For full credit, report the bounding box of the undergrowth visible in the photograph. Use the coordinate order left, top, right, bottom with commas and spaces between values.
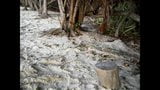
105, 0, 140, 43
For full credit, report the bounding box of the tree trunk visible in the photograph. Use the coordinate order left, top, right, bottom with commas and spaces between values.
24, 0, 28, 10
58, 0, 67, 30
95, 61, 121, 90
98, 0, 110, 34
31, 0, 39, 11
41, 0, 48, 18
72, 0, 80, 25
68, 0, 76, 37
75, 0, 86, 35
57, 0, 86, 37
39, 0, 42, 14
58, 0, 65, 15
28, 0, 34, 10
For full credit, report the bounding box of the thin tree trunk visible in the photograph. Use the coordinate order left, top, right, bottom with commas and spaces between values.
24, 0, 28, 10
31, 0, 39, 11
28, 0, 34, 10
58, 0, 64, 15
68, 0, 75, 37
41, 0, 48, 18
72, 0, 80, 25
75, 0, 87, 35
58, 0, 66, 30
39, 0, 42, 14
62, 0, 68, 30
72, 0, 82, 35
47, 0, 56, 5
98, 0, 110, 34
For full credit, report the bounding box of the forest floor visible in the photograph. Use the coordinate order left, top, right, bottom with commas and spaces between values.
20, 7, 140, 90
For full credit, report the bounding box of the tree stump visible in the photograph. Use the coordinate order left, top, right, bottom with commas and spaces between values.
95, 61, 121, 90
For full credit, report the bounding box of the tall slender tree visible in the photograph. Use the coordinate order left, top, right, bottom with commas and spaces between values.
41, 0, 48, 18
98, 0, 110, 34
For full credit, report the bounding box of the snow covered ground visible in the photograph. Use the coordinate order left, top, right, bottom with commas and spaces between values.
20, 7, 140, 90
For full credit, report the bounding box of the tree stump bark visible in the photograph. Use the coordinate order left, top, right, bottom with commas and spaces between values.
95, 61, 121, 90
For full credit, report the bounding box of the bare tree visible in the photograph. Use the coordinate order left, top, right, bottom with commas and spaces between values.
57, 0, 67, 30
98, 0, 110, 34
38, 0, 42, 14
41, 0, 48, 18
31, 0, 39, 11
57, 0, 88, 37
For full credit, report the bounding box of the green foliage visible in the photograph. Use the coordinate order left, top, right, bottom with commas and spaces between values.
114, 0, 136, 12
106, 0, 139, 41
94, 17, 103, 25
75, 22, 81, 28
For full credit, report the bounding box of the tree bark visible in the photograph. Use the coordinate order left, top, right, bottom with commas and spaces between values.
24, 0, 28, 10
68, 0, 76, 37
31, 0, 39, 11
58, 0, 65, 15
58, 0, 67, 30
39, 0, 42, 14
72, 0, 80, 25
28, 0, 34, 10
98, 0, 110, 34
74, 0, 87, 35
41, 0, 48, 18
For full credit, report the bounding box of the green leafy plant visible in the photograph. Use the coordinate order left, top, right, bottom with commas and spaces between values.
94, 17, 103, 25
106, 0, 139, 41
